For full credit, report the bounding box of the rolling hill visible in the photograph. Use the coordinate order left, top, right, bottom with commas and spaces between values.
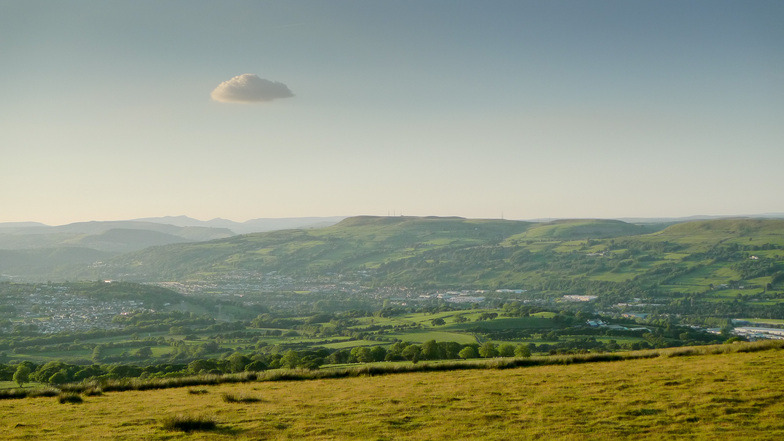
38, 216, 778, 305
0, 247, 111, 280
70, 216, 535, 281
3, 216, 783, 318
0, 221, 235, 280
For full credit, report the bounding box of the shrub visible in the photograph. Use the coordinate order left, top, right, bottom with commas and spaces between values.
188, 389, 209, 395
26, 388, 60, 398
222, 392, 261, 403
58, 393, 83, 404
161, 414, 217, 432
0, 389, 29, 400
83, 387, 103, 396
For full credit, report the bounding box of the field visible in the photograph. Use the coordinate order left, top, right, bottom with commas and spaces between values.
2, 346, 783, 440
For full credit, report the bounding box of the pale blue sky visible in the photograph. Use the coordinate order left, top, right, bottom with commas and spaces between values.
2, 1, 782, 225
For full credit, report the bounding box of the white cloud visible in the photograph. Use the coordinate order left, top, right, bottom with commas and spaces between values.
210, 74, 294, 103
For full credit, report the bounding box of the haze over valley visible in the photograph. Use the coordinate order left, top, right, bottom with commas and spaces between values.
2, 1, 783, 439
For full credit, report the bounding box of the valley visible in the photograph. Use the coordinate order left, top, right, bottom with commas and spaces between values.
1, 215, 783, 440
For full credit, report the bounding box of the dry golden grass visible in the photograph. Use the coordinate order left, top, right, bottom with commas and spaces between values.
2, 348, 783, 440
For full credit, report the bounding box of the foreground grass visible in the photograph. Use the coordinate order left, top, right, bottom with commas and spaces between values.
2, 343, 784, 440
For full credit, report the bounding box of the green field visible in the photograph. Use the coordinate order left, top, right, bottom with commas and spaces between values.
2, 345, 783, 440
0, 381, 43, 390
382, 331, 478, 345
737, 318, 784, 325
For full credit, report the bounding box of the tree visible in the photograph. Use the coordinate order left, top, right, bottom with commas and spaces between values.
369, 346, 387, 362
73, 365, 105, 382
245, 360, 268, 372
386, 342, 409, 361
188, 358, 218, 375
350, 347, 373, 363
108, 365, 142, 378
514, 344, 532, 358
49, 371, 68, 385
13, 365, 31, 388
497, 343, 515, 357
458, 346, 478, 359
431, 318, 446, 326
478, 342, 498, 358
280, 350, 300, 369
440, 341, 463, 359
328, 349, 350, 364
91, 345, 105, 363
227, 352, 251, 372
135, 346, 153, 359
401, 345, 421, 363
32, 361, 69, 384
297, 356, 324, 370
420, 340, 442, 360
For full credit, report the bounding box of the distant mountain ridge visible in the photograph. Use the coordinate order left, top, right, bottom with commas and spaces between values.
130, 215, 347, 234
0, 221, 233, 251
3, 214, 784, 288
0, 216, 346, 280
48, 216, 784, 291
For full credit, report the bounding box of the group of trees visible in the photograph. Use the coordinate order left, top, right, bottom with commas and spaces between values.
0, 360, 186, 387
324, 340, 532, 365
0, 338, 538, 387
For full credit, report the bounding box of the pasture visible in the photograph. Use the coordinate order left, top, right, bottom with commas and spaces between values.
2, 345, 783, 440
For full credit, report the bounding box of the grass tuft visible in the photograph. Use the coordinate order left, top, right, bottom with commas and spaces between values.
188, 388, 209, 395
26, 388, 60, 398
222, 392, 262, 403
82, 386, 103, 396
57, 393, 83, 404
161, 414, 217, 432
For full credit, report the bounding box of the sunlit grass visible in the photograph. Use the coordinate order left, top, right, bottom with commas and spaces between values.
1, 343, 783, 439
383, 331, 478, 344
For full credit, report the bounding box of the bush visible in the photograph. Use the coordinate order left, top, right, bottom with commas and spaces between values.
0, 389, 28, 400
58, 393, 83, 404
222, 392, 261, 403
161, 414, 217, 432
26, 387, 60, 398
188, 389, 209, 395
83, 387, 104, 396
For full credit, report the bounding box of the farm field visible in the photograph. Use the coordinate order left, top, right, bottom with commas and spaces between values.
2, 346, 783, 440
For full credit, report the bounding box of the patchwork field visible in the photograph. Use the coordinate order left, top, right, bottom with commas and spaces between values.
2, 346, 783, 440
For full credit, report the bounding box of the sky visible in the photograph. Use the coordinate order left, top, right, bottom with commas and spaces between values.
2, 0, 782, 226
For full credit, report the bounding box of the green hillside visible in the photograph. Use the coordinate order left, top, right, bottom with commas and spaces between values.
63, 229, 191, 253
2, 344, 783, 440
0, 248, 112, 280
0, 222, 235, 279
85, 216, 535, 281
8, 216, 784, 318
647, 218, 784, 248
506, 218, 663, 240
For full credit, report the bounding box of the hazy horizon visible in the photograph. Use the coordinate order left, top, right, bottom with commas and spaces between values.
3, 1, 782, 226
5, 211, 784, 229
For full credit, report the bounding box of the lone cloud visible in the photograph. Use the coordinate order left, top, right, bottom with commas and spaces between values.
211, 73, 294, 103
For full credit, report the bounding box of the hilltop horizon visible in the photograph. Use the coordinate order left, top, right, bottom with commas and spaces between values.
3, 2, 782, 237
4, 211, 784, 229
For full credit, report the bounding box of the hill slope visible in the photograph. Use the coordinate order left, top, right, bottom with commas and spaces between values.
507, 218, 664, 240
0, 221, 235, 279
3, 345, 783, 440
0, 247, 112, 280
84, 216, 536, 281
6, 216, 784, 319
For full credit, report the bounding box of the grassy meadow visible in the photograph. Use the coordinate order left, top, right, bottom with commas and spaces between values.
2, 345, 783, 440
